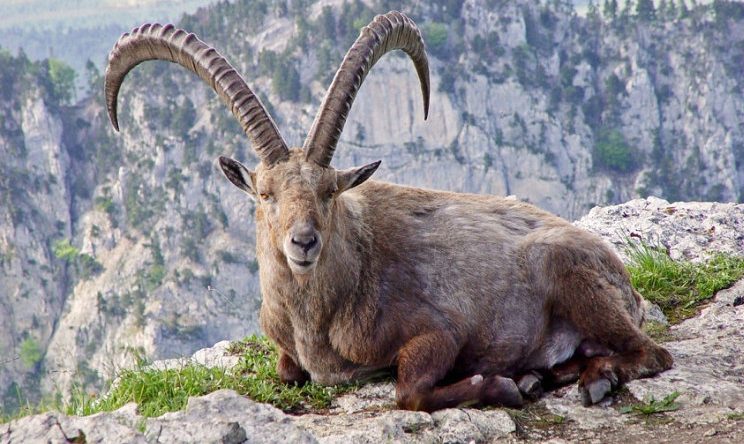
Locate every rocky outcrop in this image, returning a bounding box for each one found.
[575,197,744,263]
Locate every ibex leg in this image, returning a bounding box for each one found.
[395,332,523,412]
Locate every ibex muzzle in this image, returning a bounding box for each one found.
[286,223,320,264]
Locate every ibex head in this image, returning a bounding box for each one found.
[105,12,429,276]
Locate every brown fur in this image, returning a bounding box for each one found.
[219,149,673,411]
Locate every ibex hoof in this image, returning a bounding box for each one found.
[483,375,524,408]
[580,377,612,406]
[517,373,543,400]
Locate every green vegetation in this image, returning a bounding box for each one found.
[144,236,166,291]
[46,59,76,105]
[60,336,355,418]
[593,128,638,173]
[52,239,79,262]
[635,0,657,21]
[3,336,356,422]
[422,22,449,57]
[505,404,567,433]
[19,338,43,369]
[95,196,116,216]
[619,391,681,416]
[626,241,744,324]
[52,238,103,280]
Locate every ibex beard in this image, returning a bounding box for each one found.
[105,12,673,412]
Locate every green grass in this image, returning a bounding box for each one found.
[67,336,356,417]
[619,391,681,416]
[626,241,744,324]
[1,336,356,423]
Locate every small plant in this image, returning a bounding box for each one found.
[620,391,681,416]
[52,239,79,262]
[593,128,638,173]
[52,239,103,279]
[505,404,567,432]
[626,240,744,323]
[19,338,43,369]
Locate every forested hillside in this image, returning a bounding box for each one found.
[2,0,743,413]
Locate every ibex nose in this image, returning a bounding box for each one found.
[291,226,318,253]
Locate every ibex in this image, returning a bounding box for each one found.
[105,12,672,411]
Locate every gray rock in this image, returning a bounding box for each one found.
[627,279,744,424]
[641,299,669,325]
[332,382,397,414]
[1,391,316,444]
[149,340,239,372]
[575,198,744,263]
[431,408,516,443]
[534,277,744,430]
[0,404,145,444]
[147,390,316,444]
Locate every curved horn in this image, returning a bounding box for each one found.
[105,23,289,165]
[303,11,430,167]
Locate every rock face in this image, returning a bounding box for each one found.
[3,0,744,412]
[575,197,744,262]
[3,198,744,442]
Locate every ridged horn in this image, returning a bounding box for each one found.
[105,23,289,165]
[303,11,430,167]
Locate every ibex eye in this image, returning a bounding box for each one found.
[260,193,271,201]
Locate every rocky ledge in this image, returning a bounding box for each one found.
[2,198,744,443]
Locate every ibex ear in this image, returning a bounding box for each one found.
[218,156,257,200]
[337,160,381,193]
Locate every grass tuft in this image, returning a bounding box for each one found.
[619,391,681,416]
[626,241,744,324]
[61,335,356,418]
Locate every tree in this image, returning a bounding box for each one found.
[658,0,669,19]
[636,0,657,21]
[594,128,639,172]
[620,0,633,19]
[588,0,600,20]
[603,0,618,19]
[46,58,76,105]
[272,62,301,102]
[678,0,690,18]
[19,337,42,369]
[319,6,336,43]
[85,59,101,95]
[667,0,678,19]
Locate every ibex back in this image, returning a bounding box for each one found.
[105,12,672,411]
